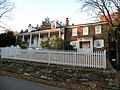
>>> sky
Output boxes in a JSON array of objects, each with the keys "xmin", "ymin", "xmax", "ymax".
[{"xmin": 5, "ymin": 0, "xmax": 93, "ymax": 32}]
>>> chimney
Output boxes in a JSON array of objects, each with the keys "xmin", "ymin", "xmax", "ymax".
[
  {"xmin": 65, "ymin": 18, "xmax": 69, "ymax": 26},
  {"xmin": 28, "ymin": 24, "xmax": 31, "ymax": 27},
  {"xmin": 72, "ymin": 23, "xmax": 74, "ymax": 26}
]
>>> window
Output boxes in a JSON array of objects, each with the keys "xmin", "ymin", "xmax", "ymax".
[
  {"xmin": 94, "ymin": 39, "xmax": 104, "ymax": 48},
  {"xmin": 83, "ymin": 27, "xmax": 88, "ymax": 35},
  {"xmin": 51, "ymin": 22, "xmax": 56, "ymax": 28},
  {"xmin": 95, "ymin": 26, "xmax": 101, "ymax": 34},
  {"xmin": 60, "ymin": 28, "xmax": 64, "ymax": 33},
  {"xmin": 72, "ymin": 28, "xmax": 77, "ymax": 36},
  {"xmin": 80, "ymin": 41, "xmax": 90, "ymax": 48},
  {"xmin": 70, "ymin": 41, "xmax": 77, "ymax": 47}
]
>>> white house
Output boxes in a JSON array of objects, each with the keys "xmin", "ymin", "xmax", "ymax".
[{"xmin": 17, "ymin": 21, "xmax": 65, "ymax": 48}]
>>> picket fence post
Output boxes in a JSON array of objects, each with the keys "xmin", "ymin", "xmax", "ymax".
[
  {"xmin": 103, "ymin": 50, "xmax": 106, "ymax": 69},
  {"xmin": 48, "ymin": 50, "xmax": 50, "ymax": 65}
]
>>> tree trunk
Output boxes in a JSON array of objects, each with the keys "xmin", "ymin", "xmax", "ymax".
[
  {"xmin": 116, "ymin": 33, "xmax": 120, "ymax": 70},
  {"xmin": 116, "ymin": 36, "xmax": 118, "ymax": 70}
]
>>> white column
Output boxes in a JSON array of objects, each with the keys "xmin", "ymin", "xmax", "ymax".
[
  {"xmin": 77, "ymin": 39, "xmax": 79, "ymax": 49},
  {"xmin": 90, "ymin": 39, "xmax": 93, "ymax": 48},
  {"xmin": 59, "ymin": 29, "xmax": 61, "ymax": 37},
  {"xmin": 29, "ymin": 34, "xmax": 32, "ymax": 47},
  {"xmin": 48, "ymin": 32, "xmax": 50, "ymax": 39},
  {"xmin": 16, "ymin": 35, "xmax": 17, "ymax": 45},
  {"xmin": 22, "ymin": 35, "xmax": 25, "ymax": 41},
  {"xmin": 76, "ymin": 39, "xmax": 79, "ymax": 50},
  {"xmin": 38, "ymin": 33, "xmax": 41, "ymax": 47}
]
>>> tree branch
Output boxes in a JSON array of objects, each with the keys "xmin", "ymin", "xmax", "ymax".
[{"xmin": 0, "ymin": 6, "xmax": 13, "ymax": 18}]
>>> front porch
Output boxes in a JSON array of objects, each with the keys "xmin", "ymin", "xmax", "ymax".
[{"xmin": 17, "ymin": 28, "xmax": 64, "ymax": 48}]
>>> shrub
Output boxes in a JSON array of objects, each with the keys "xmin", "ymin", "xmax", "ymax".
[
  {"xmin": 40, "ymin": 37, "xmax": 64, "ymax": 50},
  {"xmin": 20, "ymin": 41, "xmax": 28, "ymax": 49}
]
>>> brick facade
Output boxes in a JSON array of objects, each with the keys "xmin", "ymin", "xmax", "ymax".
[{"xmin": 66, "ymin": 22, "xmax": 110, "ymax": 57}]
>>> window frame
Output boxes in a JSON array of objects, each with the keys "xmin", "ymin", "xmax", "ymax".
[
  {"xmin": 95, "ymin": 25, "xmax": 101, "ymax": 34},
  {"xmin": 83, "ymin": 27, "xmax": 89, "ymax": 35},
  {"xmin": 72, "ymin": 28, "xmax": 77, "ymax": 36},
  {"xmin": 94, "ymin": 39, "xmax": 104, "ymax": 48}
]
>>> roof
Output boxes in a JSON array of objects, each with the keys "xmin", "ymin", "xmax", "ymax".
[
  {"xmin": 17, "ymin": 21, "xmax": 108, "ymax": 36},
  {"xmin": 77, "ymin": 22, "xmax": 108, "ymax": 26},
  {"xmin": 17, "ymin": 28, "xmax": 60, "ymax": 36},
  {"xmin": 67, "ymin": 22, "xmax": 108, "ymax": 28}
]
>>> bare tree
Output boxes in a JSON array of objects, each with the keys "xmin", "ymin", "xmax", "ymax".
[
  {"xmin": 77, "ymin": 0, "xmax": 120, "ymax": 69},
  {"xmin": 0, "ymin": 0, "xmax": 14, "ymax": 30},
  {"xmin": 77, "ymin": 0, "xmax": 120, "ymax": 26}
]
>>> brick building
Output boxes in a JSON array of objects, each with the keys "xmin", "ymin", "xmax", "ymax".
[
  {"xmin": 66, "ymin": 22, "xmax": 110, "ymax": 52},
  {"xmin": 17, "ymin": 21, "xmax": 111, "ymax": 56}
]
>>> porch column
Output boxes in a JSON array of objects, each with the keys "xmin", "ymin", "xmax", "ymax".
[
  {"xmin": 38, "ymin": 33, "xmax": 41, "ymax": 47},
  {"xmin": 59, "ymin": 29, "xmax": 61, "ymax": 37},
  {"xmin": 48, "ymin": 32, "xmax": 50, "ymax": 39},
  {"xmin": 90, "ymin": 39, "xmax": 93, "ymax": 49},
  {"xmin": 29, "ymin": 34, "xmax": 32, "ymax": 47},
  {"xmin": 22, "ymin": 35, "xmax": 25, "ymax": 41},
  {"xmin": 76, "ymin": 39, "xmax": 79, "ymax": 49},
  {"xmin": 16, "ymin": 35, "xmax": 17, "ymax": 45}
]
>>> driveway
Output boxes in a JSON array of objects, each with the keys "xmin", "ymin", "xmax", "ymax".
[{"xmin": 0, "ymin": 76, "xmax": 66, "ymax": 90}]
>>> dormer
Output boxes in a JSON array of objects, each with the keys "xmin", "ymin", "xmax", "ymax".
[
  {"xmin": 51, "ymin": 21, "xmax": 62, "ymax": 29},
  {"xmin": 28, "ymin": 24, "xmax": 37, "ymax": 32}
]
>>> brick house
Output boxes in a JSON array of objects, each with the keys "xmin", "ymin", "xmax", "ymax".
[
  {"xmin": 15, "ymin": 17, "xmax": 119, "ymax": 69},
  {"xmin": 68, "ymin": 22, "xmax": 110, "ymax": 51},
  {"xmin": 17, "ymin": 21, "xmax": 110, "ymax": 50},
  {"xmin": 67, "ymin": 22, "xmax": 117, "ymax": 67},
  {"xmin": 64, "ymin": 22, "xmax": 110, "ymax": 58},
  {"xmin": 17, "ymin": 20, "xmax": 110, "ymax": 53}
]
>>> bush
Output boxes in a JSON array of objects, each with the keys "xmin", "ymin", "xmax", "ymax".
[
  {"xmin": 64, "ymin": 45, "xmax": 75, "ymax": 50},
  {"xmin": 40, "ymin": 37, "xmax": 64, "ymax": 50},
  {"xmin": 20, "ymin": 41, "xmax": 28, "ymax": 49}
]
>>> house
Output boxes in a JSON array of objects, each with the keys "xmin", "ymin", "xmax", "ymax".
[
  {"xmin": 16, "ymin": 18, "xmax": 118, "ymax": 68},
  {"xmin": 17, "ymin": 19, "xmax": 110, "ymax": 55},
  {"xmin": 64, "ymin": 22, "xmax": 113, "ymax": 66},
  {"xmin": 68, "ymin": 22, "xmax": 110, "ymax": 52},
  {"xmin": 17, "ymin": 19, "xmax": 66, "ymax": 48}
]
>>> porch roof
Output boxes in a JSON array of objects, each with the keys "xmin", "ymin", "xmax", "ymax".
[{"xmin": 17, "ymin": 28, "xmax": 60, "ymax": 36}]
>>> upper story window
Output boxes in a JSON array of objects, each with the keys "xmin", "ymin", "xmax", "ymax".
[
  {"xmin": 72, "ymin": 28, "xmax": 77, "ymax": 36},
  {"xmin": 51, "ymin": 22, "xmax": 56, "ymax": 29},
  {"xmin": 95, "ymin": 25, "xmax": 101, "ymax": 34},
  {"xmin": 83, "ymin": 27, "xmax": 89, "ymax": 35}
]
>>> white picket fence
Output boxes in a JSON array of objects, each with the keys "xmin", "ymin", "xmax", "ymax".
[{"xmin": 1, "ymin": 47, "xmax": 106, "ymax": 69}]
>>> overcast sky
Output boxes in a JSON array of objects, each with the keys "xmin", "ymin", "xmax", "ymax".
[{"xmin": 5, "ymin": 0, "xmax": 93, "ymax": 32}]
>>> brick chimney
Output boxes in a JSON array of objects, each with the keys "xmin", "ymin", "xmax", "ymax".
[{"xmin": 65, "ymin": 18, "xmax": 69, "ymax": 26}]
